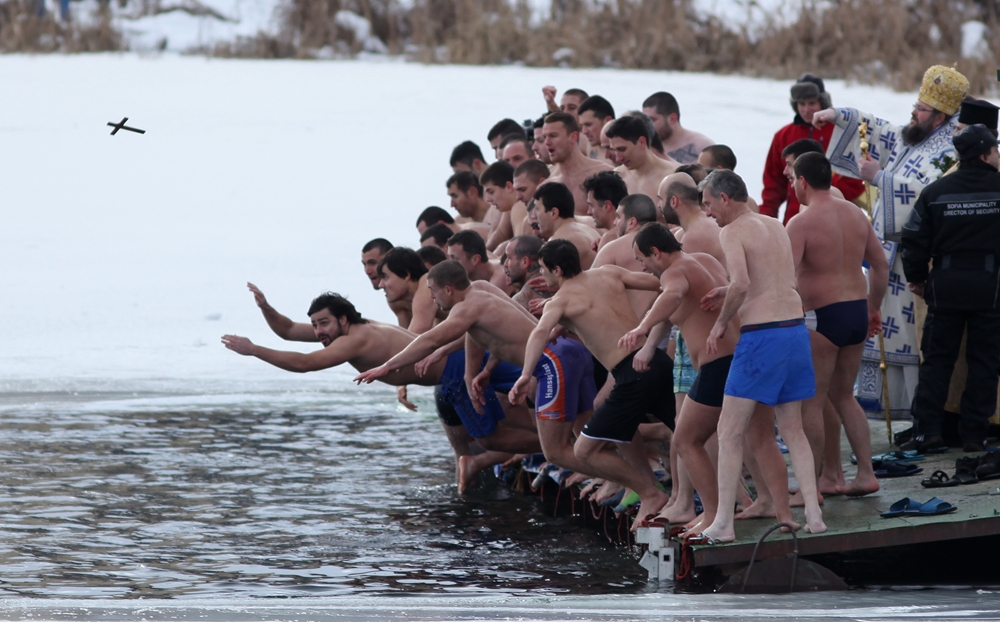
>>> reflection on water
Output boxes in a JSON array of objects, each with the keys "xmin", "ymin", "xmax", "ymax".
[{"xmin": 0, "ymin": 397, "xmax": 644, "ymax": 598}]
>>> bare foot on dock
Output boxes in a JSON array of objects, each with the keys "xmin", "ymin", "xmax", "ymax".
[
  {"xmin": 563, "ymin": 472, "xmax": 589, "ymax": 487},
  {"xmin": 841, "ymin": 475, "xmax": 879, "ymax": 497},
  {"xmin": 789, "ymin": 490, "xmax": 824, "ymax": 507},
  {"xmin": 778, "ymin": 520, "xmax": 802, "ymax": 533},
  {"xmin": 804, "ymin": 509, "xmax": 827, "ymax": 534},
  {"xmin": 818, "ymin": 472, "xmax": 846, "ymax": 497},
  {"xmin": 579, "ymin": 478, "xmax": 605, "ymax": 499},
  {"xmin": 654, "ymin": 503, "xmax": 697, "ymax": 526},
  {"xmin": 631, "ymin": 489, "xmax": 671, "ymax": 531},
  {"xmin": 683, "ymin": 515, "xmax": 707, "ymax": 534},
  {"xmin": 735, "ymin": 498, "xmax": 775, "ymax": 520},
  {"xmin": 593, "ymin": 481, "xmax": 623, "ymax": 504}
]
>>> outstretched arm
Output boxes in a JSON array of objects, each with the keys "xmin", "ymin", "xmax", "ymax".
[
  {"xmin": 509, "ymin": 297, "xmax": 566, "ymax": 404},
  {"xmin": 221, "ymin": 334, "xmax": 348, "ymax": 373},
  {"xmin": 604, "ymin": 264, "xmax": 662, "ymax": 291},
  {"xmin": 247, "ymin": 282, "xmax": 317, "ymax": 342},
  {"xmin": 619, "ymin": 272, "xmax": 687, "ymax": 351},
  {"xmin": 864, "ymin": 219, "xmax": 890, "ymax": 337},
  {"xmin": 354, "ymin": 315, "xmax": 470, "ymax": 384}
]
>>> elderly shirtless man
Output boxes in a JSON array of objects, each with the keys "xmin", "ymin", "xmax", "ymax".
[
  {"xmin": 697, "ymin": 169, "xmax": 826, "ymax": 543},
  {"xmin": 541, "ymin": 112, "xmax": 612, "ymax": 216},
  {"xmin": 355, "ymin": 261, "xmax": 598, "ymax": 492},
  {"xmin": 787, "ymin": 152, "xmax": 888, "ymax": 498},
  {"xmin": 512, "ymin": 239, "xmax": 674, "ymax": 529},
  {"xmin": 606, "ymin": 116, "xmax": 678, "ymax": 199}
]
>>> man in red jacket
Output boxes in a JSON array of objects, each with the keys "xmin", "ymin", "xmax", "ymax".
[{"xmin": 761, "ymin": 75, "xmax": 863, "ymax": 224}]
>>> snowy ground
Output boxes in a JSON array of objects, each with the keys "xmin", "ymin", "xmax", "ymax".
[{"xmin": 0, "ymin": 55, "xmax": 936, "ymax": 410}]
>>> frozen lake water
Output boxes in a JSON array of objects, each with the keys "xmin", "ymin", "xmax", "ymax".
[{"xmin": 4, "ymin": 55, "xmax": 994, "ymax": 617}]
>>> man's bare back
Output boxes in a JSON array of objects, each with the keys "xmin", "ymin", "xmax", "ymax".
[
  {"xmin": 722, "ymin": 213, "xmax": 803, "ymax": 325},
  {"xmin": 679, "ymin": 216, "xmax": 726, "ymax": 269},
  {"xmin": 787, "ymin": 195, "xmax": 878, "ymax": 311},
  {"xmin": 549, "ymin": 266, "xmax": 658, "ymax": 370},
  {"xmin": 593, "ymin": 231, "xmax": 657, "ymax": 318},
  {"xmin": 551, "ymin": 221, "xmax": 601, "ymax": 270},
  {"xmin": 662, "ymin": 253, "xmax": 738, "ymax": 367}
]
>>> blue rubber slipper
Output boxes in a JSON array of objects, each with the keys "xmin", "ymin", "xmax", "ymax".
[
  {"xmin": 903, "ymin": 497, "xmax": 957, "ymax": 516},
  {"xmin": 599, "ymin": 488, "xmax": 626, "ymax": 507},
  {"xmin": 880, "ymin": 497, "xmax": 922, "ymax": 518}
]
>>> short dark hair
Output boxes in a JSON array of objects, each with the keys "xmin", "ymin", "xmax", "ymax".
[
  {"xmin": 508, "ymin": 234, "xmax": 543, "ymax": 261},
  {"xmin": 488, "ymin": 118, "xmax": 525, "ymax": 142},
  {"xmin": 362, "ymin": 238, "xmax": 393, "ymax": 255},
  {"xmin": 634, "ymin": 223, "xmax": 683, "ymax": 256},
  {"xmin": 701, "ymin": 144, "xmax": 737, "ymax": 171},
  {"xmin": 676, "ymin": 164, "xmax": 708, "ymax": 184},
  {"xmin": 781, "ymin": 138, "xmax": 824, "ymax": 160},
  {"xmin": 420, "ymin": 222, "xmax": 455, "ymax": 247},
  {"xmin": 534, "ymin": 182, "xmax": 575, "ymax": 219},
  {"xmin": 450, "ymin": 140, "xmax": 486, "ymax": 169},
  {"xmin": 377, "ymin": 247, "xmax": 428, "ymax": 281},
  {"xmin": 621, "ymin": 194, "xmax": 658, "ymax": 224},
  {"xmin": 578, "ymin": 95, "xmax": 615, "ymax": 120},
  {"xmin": 793, "ymin": 152, "xmax": 832, "ymax": 191},
  {"xmin": 447, "ymin": 229, "xmax": 488, "ymax": 262},
  {"xmin": 643, "ymin": 92, "xmax": 680, "ymax": 119},
  {"xmin": 605, "ymin": 115, "xmax": 649, "ymax": 144},
  {"xmin": 626, "ymin": 110, "xmax": 663, "ymax": 153},
  {"xmin": 428, "ymin": 260, "xmax": 472, "ymax": 290},
  {"xmin": 543, "ymin": 111, "xmax": 579, "ymax": 134},
  {"xmin": 514, "ymin": 159, "xmax": 551, "ymax": 183},
  {"xmin": 480, "ymin": 160, "xmax": 515, "ymax": 188},
  {"xmin": 416, "ymin": 206, "xmax": 454, "ymax": 228},
  {"xmin": 446, "ymin": 170, "xmax": 483, "ymax": 196},
  {"xmin": 307, "ymin": 292, "xmax": 368, "ymax": 324},
  {"xmin": 416, "ymin": 245, "xmax": 447, "ymax": 267},
  {"xmin": 538, "ymin": 239, "xmax": 582, "ymax": 278},
  {"xmin": 582, "ymin": 170, "xmax": 629, "ymax": 208},
  {"xmin": 500, "ymin": 134, "xmax": 531, "ymax": 152},
  {"xmin": 563, "ymin": 88, "xmax": 589, "ymax": 101}
]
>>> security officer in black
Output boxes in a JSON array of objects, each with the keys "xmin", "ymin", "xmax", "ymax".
[{"xmin": 901, "ymin": 124, "xmax": 1000, "ymax": 452}]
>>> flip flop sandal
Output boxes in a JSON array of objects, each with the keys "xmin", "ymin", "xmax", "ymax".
[
  {"xmin": 873, "ymin": 450, "xmax": 925, "ymax": 462},
  {"xmin": 921, "ymin": 470, "xmax": 959, "ymax": 488},
  {"xmin": 880, "ymin": 497, "xmax": 923, "ymax": 518},
  {"xmin": 902, "ymin": 497, "xmax": 957, "ymax": 516},
  {"xmin": 956, "ymin": 455, "xmax": 981, "ymax": 471},
  {"xmin": 873, "ymin": 460, "xmax": 923, "ymax": 478},
  {"xmin": 598, "ymin": 488, "xmax": 626, "ymax": 507}
]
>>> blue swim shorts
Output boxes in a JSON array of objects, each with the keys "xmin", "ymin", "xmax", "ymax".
[
  {"xmin": 440, "ymin": 350, "xmax": 523, "ymax": 438},
  {"xmin": 724, "ymin": 318, "xmax": 816, "ymax": 406}
]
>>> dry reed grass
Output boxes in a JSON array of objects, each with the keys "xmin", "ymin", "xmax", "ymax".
[{"xmin": 0, "ymin": 0, "xmax": 121, "ymax": 52}]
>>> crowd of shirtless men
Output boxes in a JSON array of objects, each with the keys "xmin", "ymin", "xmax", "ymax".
[{"xmin": 222, "ymin": 85, "xmax": 889, "ymax": 545}]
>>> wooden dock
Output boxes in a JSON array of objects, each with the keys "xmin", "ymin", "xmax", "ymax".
[{"xmin": 677, "ymin": 420, "xmax": 1000, "ymax": 587}]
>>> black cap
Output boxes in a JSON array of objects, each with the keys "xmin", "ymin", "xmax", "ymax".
[
  {"xmin": 953, "ymin": 124, "xmax": 1000, "ymax": 161},
  {"xmin": 958, "ymin": 99, "xmax": 999, "ymax": 130}
]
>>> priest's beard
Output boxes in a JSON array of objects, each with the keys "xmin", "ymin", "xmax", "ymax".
[{"xmin": 902, "ymin": 115, "xmax": 941, "ymax": 146}]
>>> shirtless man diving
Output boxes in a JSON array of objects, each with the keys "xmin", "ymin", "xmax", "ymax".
[
  {"xmin": 511, "ymin": 239, "xmax": 674, "ymax": 530},
  {"xmin": 786, "ymin": 152, "xmax": 887, "ymax": 498},
  {"xmin": 697, "ymin": 169, "xmax": 826, "ymax": 543},
  {"xmin": 356, "ymin": 261, "xmax": 599, "ymax": 493}
]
